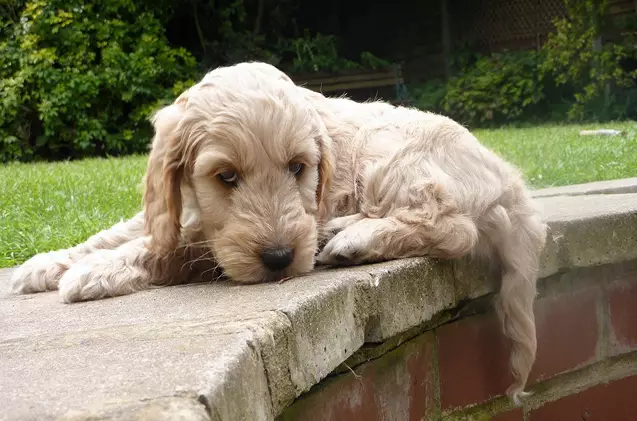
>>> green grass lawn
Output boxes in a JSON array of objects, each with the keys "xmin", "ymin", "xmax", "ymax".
[
  {"xmin": 1, "ymin": 121, "xmax": 636, "ymax": 268},
  {"xmin": 0, "ymin": 155, "xmax": 148, "ymax": 268},
  {"xmin": 475, "ymin": 121, "xmax": 637, "ymax": 187}
]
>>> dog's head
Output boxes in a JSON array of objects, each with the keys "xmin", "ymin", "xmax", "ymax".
[{"xmin": 143, "ymin": 62, "xmax": 333, "ymax": 283}]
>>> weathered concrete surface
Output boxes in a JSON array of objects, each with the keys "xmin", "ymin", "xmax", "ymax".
[
  {"xmin": 57, "ymin": 398, "xmax": 212, "ymax": 421},
  {"xmin": 538, "ymin": 193, "xmax": 637, "ymax": 278},
  {"xmin": 532, "ymin": 177, "xmax": 637, "ymax": 198},
  {"xmin": 1, "ymin": 192, "xmax": 636, "ymax": 421}
]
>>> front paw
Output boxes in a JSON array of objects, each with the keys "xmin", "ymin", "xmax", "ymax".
[
  {"xmin": 319, "ymin": 213, "xmax": 364, "ymax": 248},
  {"xmin": 316, "ymin": 219, "xmax": 383, "ymax": 266},
  {"xmin": 58, "ymin": 262, "xmax": 108, "ymax": 303},
  {"xmin": 58, "ymin": 251, "xmax": 145, "ymax": 303},
  {"xmin": 10, "ymin": 250, "xmax": 72, "ymax": 294}
]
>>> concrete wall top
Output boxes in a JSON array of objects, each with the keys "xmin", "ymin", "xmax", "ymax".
[{"xmin": 1, "ymin": 179, "xmax": 636, "ymax": 421}]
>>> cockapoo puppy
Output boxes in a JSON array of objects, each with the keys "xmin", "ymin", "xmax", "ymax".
[{"xmin": 11, "ymin": 62, "xmax": 547, "ymax": 403}]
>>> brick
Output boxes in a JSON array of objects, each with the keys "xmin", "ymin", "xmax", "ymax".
[
  {"xmin": 405, "ymin": 334, "xmax": 438, "ymax": 421},
  {"xmin": 437, "ymin": 312, "xmax": 513, "ymax": 410},
  {"xmin": 608, "ymin": 280, "xmax": 637, "ymax": 353},
  {"xmin": 528, "ymin": 374, "xmax": 637, "ymax": 421},
  {"xmin": 491, "ymin": 408, "xmax": 524, "ymax": 421},
  {"xmin": 280, "ymin": 332, "xmax": 436, "ymax": 421},
  {"xmin": 437, "ymin": 288, "xmax": 599, "ymax": 410},
  {"xmin": 529, "ymin": 288, "xmax": 599, "ymax": 383},
  {"xmin": 284, "ymin": 376, "xmax": 382, "ymax": 421}
]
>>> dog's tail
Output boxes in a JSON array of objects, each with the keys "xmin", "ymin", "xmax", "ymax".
[{"xmin": 481, "ymin": 185, "xmax": 547, "ymax": 405}]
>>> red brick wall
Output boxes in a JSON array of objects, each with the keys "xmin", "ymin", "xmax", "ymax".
[{"xmin": 279, "ymin": 261, "xmax": 637, "ymax": 421}]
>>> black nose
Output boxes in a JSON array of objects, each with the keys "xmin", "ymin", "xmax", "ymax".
[{"xmin": 260, "ymin": 247, "xmax": 294, "ymax": 271}]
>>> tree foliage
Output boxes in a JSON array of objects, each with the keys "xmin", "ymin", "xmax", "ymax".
[
  {"xmin": 0, "ymin": 0, "xmax": 391, "ymax": 161},
  {"xmin": 440, "ymin": 51, "xmax": 544, "ymax": 124},
  {"xmin": 414, "ymin": 0, "xmax": 637, "ymax": 126},
  {"xmin": 2, "ymin": 0, "xmax": 635, "ymax": 160},
  {"xmin": 0, "ymin": 0, "xmax": 198, "ymax": 161},
  {"xmin": 540, "ymin": 0, "xmax": 637, "ymax": 120}
]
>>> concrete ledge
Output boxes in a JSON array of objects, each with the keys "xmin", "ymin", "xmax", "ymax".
[
  {"xmin": 532, "ymin": 177, "xmax": 637, "ymax": 198},
  {"xmin": 1, "ymin": 191, "xmax": 636, "ymax": 420},
  {"xmin": 57, "ymin": 397, "xmax": 212, "ymax": 421}
]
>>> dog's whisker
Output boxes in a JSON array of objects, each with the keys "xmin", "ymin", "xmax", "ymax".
[
  {"xmin": 181, "ymin": 249, "xmax": 216, "ymax": 271},
  {"xmin": 200, "ymin": 260, "xmax": 225, "ymax": 280},
  {"xmin": 180, "ymin": 239, "xmax": 216, "ymax": 248},
  {"xmin": 208, "ymin": 272, "xmax": 227, "ymax": 284}
]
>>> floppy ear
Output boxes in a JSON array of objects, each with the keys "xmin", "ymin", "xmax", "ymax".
[
  {"xmin": 315, "ymin": 135, "xmax": 334, "ymax": 219},
  {"xmin": 143, "ymin": 101, "xmax": 187, "ymax": 255}
]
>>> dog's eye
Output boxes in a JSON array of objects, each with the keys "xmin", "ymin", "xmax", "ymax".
[
  {"xmin": 289, "ymin": 162, "xmax": 304, "ymax": 176},
  {"xmin": 217, "ymin": 170, "xmax": 238, "ymax": 185}
]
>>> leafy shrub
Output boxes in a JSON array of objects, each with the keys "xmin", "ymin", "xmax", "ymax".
[
  {"xmin": 415, "ymin": 0, "xmax": 637, "ymax": 125},
  {"xmin": 440, "ymin": 51, "xmax": 545, "ymax": 125},
  {"xmin": 540, "ymin": 0, "xmax": 637, "ymax": 120},
  {"xmin": 283, "ymin": 31, "xmax": 390, "ymax": 73},
  {"xmin": 284, "ymin": 32, "xmax": 359, "ymax": 73},
  {"xmin": 359, "ymin": 51, "xmax": 391, "ymax": 70},
  {"xmin": 409, "ymin": 78, "xmax": 447, "ymax": 113},
  {"xmin": 0, "ymin": 0, "xmax": 198, "ymax": 162}
]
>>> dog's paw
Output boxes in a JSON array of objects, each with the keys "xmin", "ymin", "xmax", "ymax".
[
  {"xmin": 319, "ymin": 213, "xmax": 365, "ymax": 247},
  {"xmin": 58, "ymin": 251, "xmax": 145, "ymax": 303},
  {"xmin": 58, "ymin": 261, "xmax": 107, "ymax": 303},
  {"xmin": 10, "ymin": 250, "xmax": 72, "ymax": 294},
  {"xmin": 316, "ymin": 218, "xmax": 384, "ymax": 266}
]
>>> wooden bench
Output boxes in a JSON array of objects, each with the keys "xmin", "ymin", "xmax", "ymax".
[{"xmin": 292, "ymin": 64, "xmax": 410, "ymax": 105}]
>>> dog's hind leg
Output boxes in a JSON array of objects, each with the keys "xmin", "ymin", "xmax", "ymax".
[{"xmin": 10, "ymin": 212, "xmax": 145, "ymax": 294}]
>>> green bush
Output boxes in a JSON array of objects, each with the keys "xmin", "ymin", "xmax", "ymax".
[
  {"xmin": 0, "ymin": 0, "xmax": 198, "ymax": 162},
  {"xmin": 409, "ymin": 78, "xmax": 447, "ymax": 114},
  {"xmin": 282, "ymin": 31, "xmax": 390, "ymax": 74},
  {"xmin": 412, "ymin": 0, "xmax": 637, "ymax": 125},
  {"xmin": 284, "ymin": 32, "xmax": 359, "ymax": 73},
  {"xmin": 540, "ymin": 0, "xmax": 637, "ymax": 120},
  {"xmin": 440, "ymin": 51, "xmax": 545, "ymax": 125}
]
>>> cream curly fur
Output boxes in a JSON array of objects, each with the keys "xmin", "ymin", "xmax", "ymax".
[{"xmin": 11, "ymin": 61, "xmax": 546, "ymax": 403}]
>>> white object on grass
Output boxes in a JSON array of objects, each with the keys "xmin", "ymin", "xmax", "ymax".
[{"xmin": 579, "ymin": 129, "xmax": 623, "ymax": 136}]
